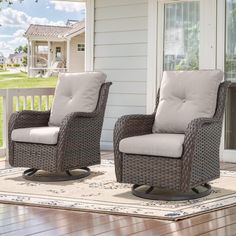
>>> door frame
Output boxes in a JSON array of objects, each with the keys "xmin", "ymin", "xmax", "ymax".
[
  {"xmin": 147, "ymin": 0, "xmax": 231, "ymax": 161},
  {"xmin": 147, "ymin": 0, "xmax": 218, "ymax": 113}
]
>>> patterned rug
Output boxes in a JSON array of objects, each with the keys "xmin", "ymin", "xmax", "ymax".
[{"xmin": 1, "ymin": 160, "xmax": 236, "ymax": 221}]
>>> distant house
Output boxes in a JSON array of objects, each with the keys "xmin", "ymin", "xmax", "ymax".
[
  {"xmin": 0, "ymin": 53, "xmax": 6, "ymax": 65},
  {"xmin": 7, "ymin": 53, "xmax": 26, "ymax": 65},
  {"xmin": 24, "ymin": 21, "xmax": 85, "ymax": 77}
]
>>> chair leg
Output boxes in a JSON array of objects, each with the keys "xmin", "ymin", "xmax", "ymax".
[
  {"xmin": 22, "ymin": 167, "xmax": 91, "ymax": 182},
  {"xmin": 132, "ymin": 183, "xmax": 212, "ymax": 201}
]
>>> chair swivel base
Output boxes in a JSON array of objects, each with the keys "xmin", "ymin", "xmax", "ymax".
[
  {"xmin": 132, "ymin": 183, "xmax": 212, "ymax": 201},
  {"xmin": 23, "ymin": 167, "xmax": 91, "ymax": 182}
]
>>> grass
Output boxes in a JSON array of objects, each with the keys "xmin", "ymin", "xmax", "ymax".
[
  {"xmin": 0, "ymin": 72, "xmax": 58, "ymax": 147},
  {"xmin": 0, "ymin": 72, "xmax": 57, "ymax": 89}
]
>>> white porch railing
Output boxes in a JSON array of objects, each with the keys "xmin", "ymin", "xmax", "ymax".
[{"xmin": 0, "ymin": 88, "xmax": 55, "ymax": 158}]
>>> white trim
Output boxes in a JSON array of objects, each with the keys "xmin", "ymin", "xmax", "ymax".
[
  {"xmin": 85, "ymin": 0, "xmax": 94, "ymax": 71},
  {"xmin": 101, "ymin": 142, "xmax": 113, "ymax": 151},
  {"xmin": 146, "ymin": 0, "xmax": 158, "ymax": 114},
  {"xmin": 66, "ymin": 28, "xmax": 85, "ymax": 40},
  {"xmin": 217, "ymin": 0, "xmax": 226, "ymax": 161},
  {"xmin": 199, "ymin": 0, "xmax": 217, "ymax": 69},
  {"xmin": 48, "ymin": 41, "xmax": 51, "ymax": 68},
  {"xmin": 0, "ymin": 148, "xmax": 6, "ymax": 158},
  {"xmin": 222, "ymin": 150, "xmax": 236, "ymax": 163},
  {"xmin": 157, "ymin": 2, "xmax": 164, "ymax": 94},
  {"xmin": 66, "ymin": 39, "xmax": 71, "ymax": 72},
  {"xmin": 216, "ymin": 0, "xmax": 225, "ymax": 72}
]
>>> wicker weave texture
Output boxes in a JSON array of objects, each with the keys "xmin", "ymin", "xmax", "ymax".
[
  {"xmin": 114, "ymin": 82, "xmax": 230, "ymax": 192},
  {"xmin": 9, "ymin": 82, "xmax": 112, "ymax": 173}
]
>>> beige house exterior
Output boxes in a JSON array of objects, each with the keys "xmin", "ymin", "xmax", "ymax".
[
  {"xmin": 0, "ymin": 52, "xmax": 6, "ymax": 65},
  {"xmin": 7, "ymin": 53, "xmax": 26, "ymax": 65},
  {"xmin": 24, "ymin": 21, "xmax": 85, "ymax": 77}
]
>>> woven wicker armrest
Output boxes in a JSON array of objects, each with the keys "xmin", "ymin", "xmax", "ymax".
[
  {"xmin": 8, "ymin": 110, "xmax": 50, "ymax": 166},
  {"xmin": 58, "ymin": 111, "xmax": 98, "ymax": 142},
  {"xmin": 181, "ymin": 116, "xmax": 222, "ymax": 190},
  {"xmin": 186, "ymin": 117, "xmax": 219, "ymax": 131},
  {"xmin": 113, "ymin": 114, "xmax": 155, "ymax": 182},
  {"xmin": 9, "ymin": 110, "xmax": 50, "ymax": 132},
  {"xmin": 114, "ymin": 114, "xmax": 155, "ymax": 141},
  {"xmin": 183, "ymin": 116, "xmax": 221, "ymax": 155},
  {"xmin": 59, "ymin": 111, "xmax": 97, "ymax": 127}
]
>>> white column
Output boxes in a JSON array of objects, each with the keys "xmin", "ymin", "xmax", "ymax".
[
  {"xmin": 66, "ymin": 39, "xmax": 71, "ymax": 72},
  {"xmin": 85, "ymin": 0, "xmax": 94, "ymax": 71},
  {"xmin": 31, "ymin": 41, "xmax": 35, "ymax": 68},
  {"xmin": 27, "ymin": 39, "xmax": 30, "ymax": 75},
  {"xmin": 48, "ymin": 41, "xmax": 51, "ymax": 68}
]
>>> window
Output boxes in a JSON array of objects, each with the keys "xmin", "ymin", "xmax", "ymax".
[
  {"xmin": 56, "ymin": 47, "xmax": 62, "ymax": 60},
  {"xmin": 78, "ymin": 44, "xmax": 85, "ymax": 52},
  {"xmin": 163, "ymin": 1, "xmax": 200, "ymax": 71}
]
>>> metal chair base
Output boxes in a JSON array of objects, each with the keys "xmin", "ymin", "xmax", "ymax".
[
  {"xmin": 23, "ymin": 167, "xmax": 91, "ymax": 182},
  {"xmin": 132, "ymin": 183, "xmax": 212, "ymax": 201}
]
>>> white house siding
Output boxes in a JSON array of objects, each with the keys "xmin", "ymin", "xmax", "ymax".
[
  {"xmin": 94, "ymin": 0, "xmax": 148, "ymax": 149},
  {"xmin": 69, "ymin": 33, "xmax": 85, "ymax": 72}
]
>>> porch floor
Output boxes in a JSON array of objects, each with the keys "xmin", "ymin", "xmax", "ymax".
[{"xmin": 0, "ymin": 153, "xmax": 236, "ymax": 236}]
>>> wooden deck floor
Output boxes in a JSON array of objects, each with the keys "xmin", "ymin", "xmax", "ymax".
[{"xmin": 0, "ymin": 157, "xmax": 236, "ymax": 236}]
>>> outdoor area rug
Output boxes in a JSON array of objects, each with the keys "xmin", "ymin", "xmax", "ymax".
[{"xmin": 0, "ymin": 160, "xmax": 236, "ymax": 221}]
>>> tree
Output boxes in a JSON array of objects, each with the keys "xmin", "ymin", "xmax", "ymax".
[
  {"xmin": 22, "ymin": 45, "xmax": 28, "ymax": 53},
  {"xmin": 14, "ymin": 45, "xmax": 27, "ymax": 54},
  {"xmin": 22, "ymin": 56, "xmax": 27, "ymax": 67}
]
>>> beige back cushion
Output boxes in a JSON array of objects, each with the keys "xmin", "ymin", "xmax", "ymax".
[
  {"xmin": 49, "ymin": 72, "xmax": 106, "ymax": 126},
  {"xmin": 152, "ymin": 70, "xmax": 223, "ymax": 133}
]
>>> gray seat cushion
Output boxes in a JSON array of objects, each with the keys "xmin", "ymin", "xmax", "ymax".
[
  {"xmin": 49, "ymin": 72, "xmax": 106, "ymax": 126},
  {"xmin": 119, "ymin": 133, "xmax": 185, "ymax": 158},
  {"xmin": 153, "ymin": 70, "xmax": 223, "ymax": 133},
  {"xmin": 12, "ymin": 127, "xmax": 60, "ymax": 145}
]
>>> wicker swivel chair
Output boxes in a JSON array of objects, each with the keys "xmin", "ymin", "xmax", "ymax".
[
  {"xmin": 114, "ymin": 70, "xmax": 229, "ymax": 201},
  {"xmin": 9, "ymin": 72, "xmax": 111, "ymax": 181}
]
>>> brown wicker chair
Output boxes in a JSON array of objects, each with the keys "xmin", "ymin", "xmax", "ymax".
[
  {"xmin": 8, "ymin": 77, "xmax": 112, "ymax": 182},
  {"xmin": 114, "ymin": 79, "xmax": 230, "ymax": 201}
]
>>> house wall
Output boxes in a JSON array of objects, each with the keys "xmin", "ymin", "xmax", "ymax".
[
  {"xmin": 0, "ymin": 57, "xmax": 5, "ymax": 64},
  {"xmin": 69, "ymin": 33, "xmax": 85, "ymax": 72},
  {"xmin": 94, "ymin": 0, "xmax": 148, "ymax": 149}
]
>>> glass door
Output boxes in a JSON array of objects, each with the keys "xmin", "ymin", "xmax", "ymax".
[
  {"xmin": 225, "ymin": 0, "xmax": 236, "ymax": 159},
  {"xmin": 157, "ymin": 0, "xmax": 217, "ymax": 76}
]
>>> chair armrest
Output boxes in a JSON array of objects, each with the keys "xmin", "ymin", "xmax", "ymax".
[
  {"xmin": 183, "ymin": 117, "xmax": 221, "ymax": 160},
  {"xmin": 8, "ymin": 110, "xmax": 50, "ymax": 166},
  {"xmin": 56, "ymin": 111, "xmax": 102, "ymax": 170},
  {"xmin": 9, "ymin": 110, "xmax": 50, "ymax": 132},
  {"xmin": 60, "ymin": 111, "xmax": 97, "ymax": 127},
  {"xmin": 181, "ymin": 117, "xmax": 222, "ymax": 191},
  {"xmin": 186, "ymin": 117, "xmax": 219, "ymax": 131},
  {"xmin": 58, "ymin": 111, "xmax": 98, "ymax": 141},
  {"xmin": 113, "ymin": 114, "xmax": 155, "ymax": 182}
]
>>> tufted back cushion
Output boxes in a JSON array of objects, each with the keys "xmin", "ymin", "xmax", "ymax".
[
  {"xmin": 49, "ymin": 72, "xmax": 106, "ymax": 126},
  {"xmin": 152, "ymin": 70, "xmax": 223, "ymax": 134}
]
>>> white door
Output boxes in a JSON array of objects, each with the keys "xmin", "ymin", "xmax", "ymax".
[{"xmin": 157, "ymin": 0, "xmax": 217, "ymax": 84}]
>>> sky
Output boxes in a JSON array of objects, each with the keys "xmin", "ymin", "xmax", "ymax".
[{"xmin": 0, "ymin": 0, "xmax": 86, "ymax": 57}]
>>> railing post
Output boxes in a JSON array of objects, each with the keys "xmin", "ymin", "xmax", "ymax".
[
  {"xmin": 0, "ymin": 90, "xmax": 7, "ymax": 158},
  {"xmin": 3, "ymin": 89, "xmax": 13, "ymax": 160},
  {"xmin": 0, "ymin": 87, "xmax": 55, "ymax": 160}
]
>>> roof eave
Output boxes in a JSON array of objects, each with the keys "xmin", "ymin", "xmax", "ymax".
[{"xmin": 65, "ymin": 27, "xmax": 85, "ymax": 39}]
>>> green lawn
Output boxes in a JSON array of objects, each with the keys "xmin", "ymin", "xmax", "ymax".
[
  {"xmin": 0, "ymin": 72, "xmax": 57, "ymax": 147},
  {"xmin": 0, "ymin": 72, "xmax": 57, "ymax": 89}
]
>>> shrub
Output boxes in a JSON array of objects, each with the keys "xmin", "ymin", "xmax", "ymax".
[{"xmin": 12, "ymin": 64, "xmax": 21, "ymax": 67}]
